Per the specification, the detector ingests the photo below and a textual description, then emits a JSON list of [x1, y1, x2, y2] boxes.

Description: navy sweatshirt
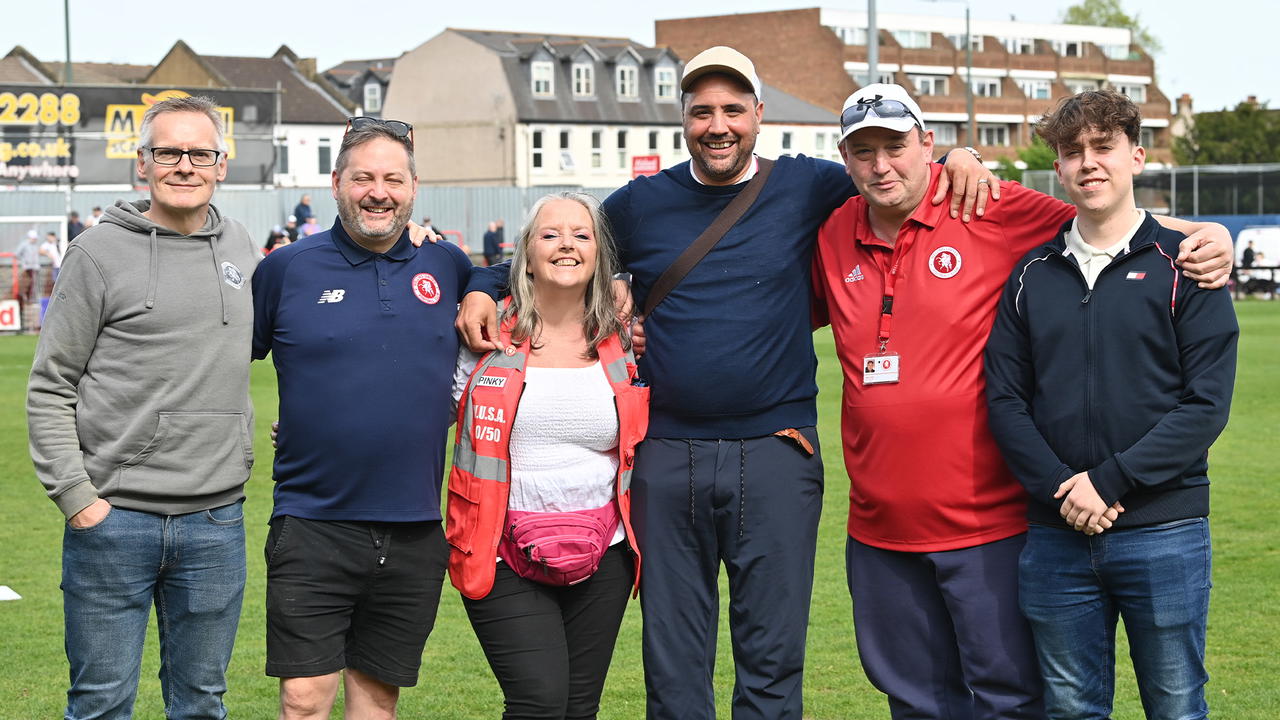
[[468, 155, 855, 438], [984, 212, 1238, 529]]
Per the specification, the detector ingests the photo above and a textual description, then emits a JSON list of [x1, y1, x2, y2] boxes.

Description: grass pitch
[[1, 302, 1276, 718]]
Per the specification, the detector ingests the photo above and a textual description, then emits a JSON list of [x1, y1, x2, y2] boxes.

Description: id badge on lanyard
[[862, 235, 909, 387]]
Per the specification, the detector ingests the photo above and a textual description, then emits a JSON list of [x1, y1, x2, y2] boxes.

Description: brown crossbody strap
[[641, 158, 776, 319]]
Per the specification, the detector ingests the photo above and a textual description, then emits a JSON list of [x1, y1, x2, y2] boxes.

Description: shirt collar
[[1063, 209, 1146, 261], [330, 216, 414, 266]]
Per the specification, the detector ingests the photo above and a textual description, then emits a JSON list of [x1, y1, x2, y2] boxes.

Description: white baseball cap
[[838, 83, 927, 143], [680, 46, 763, 99]]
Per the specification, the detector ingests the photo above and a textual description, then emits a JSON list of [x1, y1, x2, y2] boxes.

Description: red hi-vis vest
[[445, 326, 649, 600]]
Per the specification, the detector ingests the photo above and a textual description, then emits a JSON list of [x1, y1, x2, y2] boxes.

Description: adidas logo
[[844, 265, 865, 283], [317, 289, 347, 304]]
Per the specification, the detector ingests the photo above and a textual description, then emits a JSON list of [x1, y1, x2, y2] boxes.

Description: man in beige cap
[[457, 46, 997, 719]]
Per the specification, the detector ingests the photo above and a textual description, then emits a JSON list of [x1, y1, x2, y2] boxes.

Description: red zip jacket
[[445, 322, 648, 600]]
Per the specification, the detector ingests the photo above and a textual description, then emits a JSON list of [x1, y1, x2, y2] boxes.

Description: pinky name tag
[[862, 351, 900, 385]]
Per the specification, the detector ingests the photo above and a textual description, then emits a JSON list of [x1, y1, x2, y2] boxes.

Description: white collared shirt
[[1064, 209, 1147, 289]]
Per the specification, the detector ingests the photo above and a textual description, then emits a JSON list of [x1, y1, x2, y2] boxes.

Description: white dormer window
[[655, 67, 676, 101], [532, 61, 554, 97], [573, 63, 594, 97], [616, 65, 638, 99], [363, 81, 382, 113]]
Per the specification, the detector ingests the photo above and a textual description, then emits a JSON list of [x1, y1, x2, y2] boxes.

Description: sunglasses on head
[[345, 116, 414, 147], [840, 96, 921, 134]]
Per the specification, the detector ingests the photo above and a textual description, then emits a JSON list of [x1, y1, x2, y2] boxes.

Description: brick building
[[657, 8, 1175, 164]]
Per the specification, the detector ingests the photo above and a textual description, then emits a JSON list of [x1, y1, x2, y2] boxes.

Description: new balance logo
[[317, 289, 346, 303], [844, 265, 865, 283]]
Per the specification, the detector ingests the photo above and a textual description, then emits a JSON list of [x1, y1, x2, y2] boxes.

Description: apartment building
[[657, 8, 1175, 164]]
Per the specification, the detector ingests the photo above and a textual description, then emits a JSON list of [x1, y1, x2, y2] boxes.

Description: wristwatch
[[963, 146, 982, 162]]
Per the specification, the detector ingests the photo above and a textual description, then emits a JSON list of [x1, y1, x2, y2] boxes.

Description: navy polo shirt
[[252, 218, 472, 522]]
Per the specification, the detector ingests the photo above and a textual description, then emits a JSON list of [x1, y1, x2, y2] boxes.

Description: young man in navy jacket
[[985, 90, 1238, 720]]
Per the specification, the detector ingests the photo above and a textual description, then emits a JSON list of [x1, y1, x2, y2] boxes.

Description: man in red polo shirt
[[811, 83, 1232, 720]]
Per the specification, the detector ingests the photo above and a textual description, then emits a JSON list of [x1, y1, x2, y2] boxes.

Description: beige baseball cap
[[680, 46, 763, 98]]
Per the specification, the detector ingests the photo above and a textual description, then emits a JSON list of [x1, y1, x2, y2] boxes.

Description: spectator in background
[[420, 216, 438, 238], [1242, 240, 1256, 268], [16, 230, 41, 304], [482, 220, 502, 266], [284, 215, 300, 242], [40, 231, 62, 290], [86, 206, 104, 228], [264, 226, 289, 254], [292, 193, 313, 225], [67, 212, 85, 240], [300, 215, 322, 237]]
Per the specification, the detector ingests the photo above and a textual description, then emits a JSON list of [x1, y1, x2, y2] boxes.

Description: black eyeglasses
[[345, 116, 414, 147], [840, 96, 921, 133], [145, 147, 223, 167]]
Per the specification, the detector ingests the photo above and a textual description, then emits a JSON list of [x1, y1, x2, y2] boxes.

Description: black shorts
[[264, 516, 447, 686]]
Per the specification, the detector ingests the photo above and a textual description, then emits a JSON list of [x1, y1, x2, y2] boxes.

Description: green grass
[[1, 301, 1277, 719]]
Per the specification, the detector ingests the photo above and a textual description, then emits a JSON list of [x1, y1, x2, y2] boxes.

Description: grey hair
[[506, 192, 624, 358], [138, 96, 227, 153], [334, 125, 415, 177]]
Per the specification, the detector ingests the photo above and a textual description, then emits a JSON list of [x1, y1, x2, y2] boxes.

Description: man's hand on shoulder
[[407, 221, 443, 248], [456, 291, 502, 352], [68, 498, 111, 529], [1176, 222, 1233, 289], [933, 147, 1001, 222]]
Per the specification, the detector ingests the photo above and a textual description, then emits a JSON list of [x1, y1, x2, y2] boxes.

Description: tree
[[995, 135, 1058, 183], [1060, 0, 1162, 55], [1174, 101, 1280, 165]]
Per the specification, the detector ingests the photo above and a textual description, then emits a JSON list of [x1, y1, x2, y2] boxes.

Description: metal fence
[[1024, 163, 1280, 217], [0, 184, 621, 255]]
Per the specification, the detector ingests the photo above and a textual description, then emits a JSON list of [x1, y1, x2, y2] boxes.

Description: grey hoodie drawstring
[[144, 228, 158, 309], [208, 231, 229, 324]]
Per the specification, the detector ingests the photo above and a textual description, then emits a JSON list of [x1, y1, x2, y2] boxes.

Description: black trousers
[[462, 544, 634, 720]]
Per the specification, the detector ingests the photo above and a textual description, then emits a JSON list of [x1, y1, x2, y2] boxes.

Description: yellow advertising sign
[[104, 90, 236, 159]]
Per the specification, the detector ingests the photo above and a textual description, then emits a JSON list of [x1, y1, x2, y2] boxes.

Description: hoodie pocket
[[119, 412, 253, 499]]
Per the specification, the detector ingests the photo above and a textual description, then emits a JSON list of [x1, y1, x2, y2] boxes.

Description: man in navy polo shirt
[[252, 119, 471, 720]]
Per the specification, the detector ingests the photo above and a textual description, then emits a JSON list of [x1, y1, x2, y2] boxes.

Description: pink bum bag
[[498, 503, 620, 586]]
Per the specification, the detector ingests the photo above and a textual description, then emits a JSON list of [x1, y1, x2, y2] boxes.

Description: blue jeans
[[61, 501, 246, 720], [1019, 519, 1211, 720]]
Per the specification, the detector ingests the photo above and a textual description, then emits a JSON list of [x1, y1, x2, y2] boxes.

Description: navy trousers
[[847, 533, 1044, 720], [632, 429, 823, 720]]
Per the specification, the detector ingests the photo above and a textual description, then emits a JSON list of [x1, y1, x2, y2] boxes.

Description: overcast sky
[[7, 0, 1273, 113]]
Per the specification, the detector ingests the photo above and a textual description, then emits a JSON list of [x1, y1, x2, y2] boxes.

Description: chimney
[[1176, 93, 1193, 116], [1246, 94, 1258, 106]]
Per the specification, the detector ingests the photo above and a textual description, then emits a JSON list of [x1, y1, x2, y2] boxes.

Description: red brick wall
[[656, 9, 855, 113]]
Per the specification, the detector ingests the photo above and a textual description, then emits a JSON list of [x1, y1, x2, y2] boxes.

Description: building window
[[978, 125, 1008, 147], [573, 63, 594, 97], [1004, 37, 1034, 55], [656, 67, 676, 101], [616, 65, 638, 99], [560, 130, 571, 149], [947, 34, 984, 52], [559, 130, 572, 171], [243, 104, 258, 123], [1101, 44, 1131, 60], [673, 130, 683, 155], [532, 61, 554, 97], [853, 70, 896, 86], [532, 130, 544, 169], [364, 82, 382, 113], [318, 138, 332, 174], [591, 129, 602, 168], [893, 30, 931, 49], [1018, 79, 1051, 100], [1054, 40, 1084, 57], [911, 75, 947, 96], [649, 130, 659, 151], [815, 133, 825, 152], [1140, 127, 1155, 148], [275, 142, 288, 174], [1114, 83, 1147, 103], [835, 26, 868, 45], [972, 78, 1001, 98], [932, 123, 958, 146], [617, 130, 628, 168], [781, 132, 792, 152], [1065, 79, 1100, 95]]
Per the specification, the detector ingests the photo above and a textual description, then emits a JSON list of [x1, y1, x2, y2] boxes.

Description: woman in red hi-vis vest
[[446, 191, 648, 719]]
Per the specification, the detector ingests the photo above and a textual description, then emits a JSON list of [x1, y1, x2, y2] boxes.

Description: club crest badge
[[928, 246, 962, 279], [412, 273, 441, 305], [221, 261, 245, 289]]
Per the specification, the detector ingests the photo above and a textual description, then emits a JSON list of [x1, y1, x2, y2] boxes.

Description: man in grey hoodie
[[26, 95, 259, 720]]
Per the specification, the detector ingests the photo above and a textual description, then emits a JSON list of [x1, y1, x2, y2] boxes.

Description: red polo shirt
[[813, 164, 1076, 551]]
